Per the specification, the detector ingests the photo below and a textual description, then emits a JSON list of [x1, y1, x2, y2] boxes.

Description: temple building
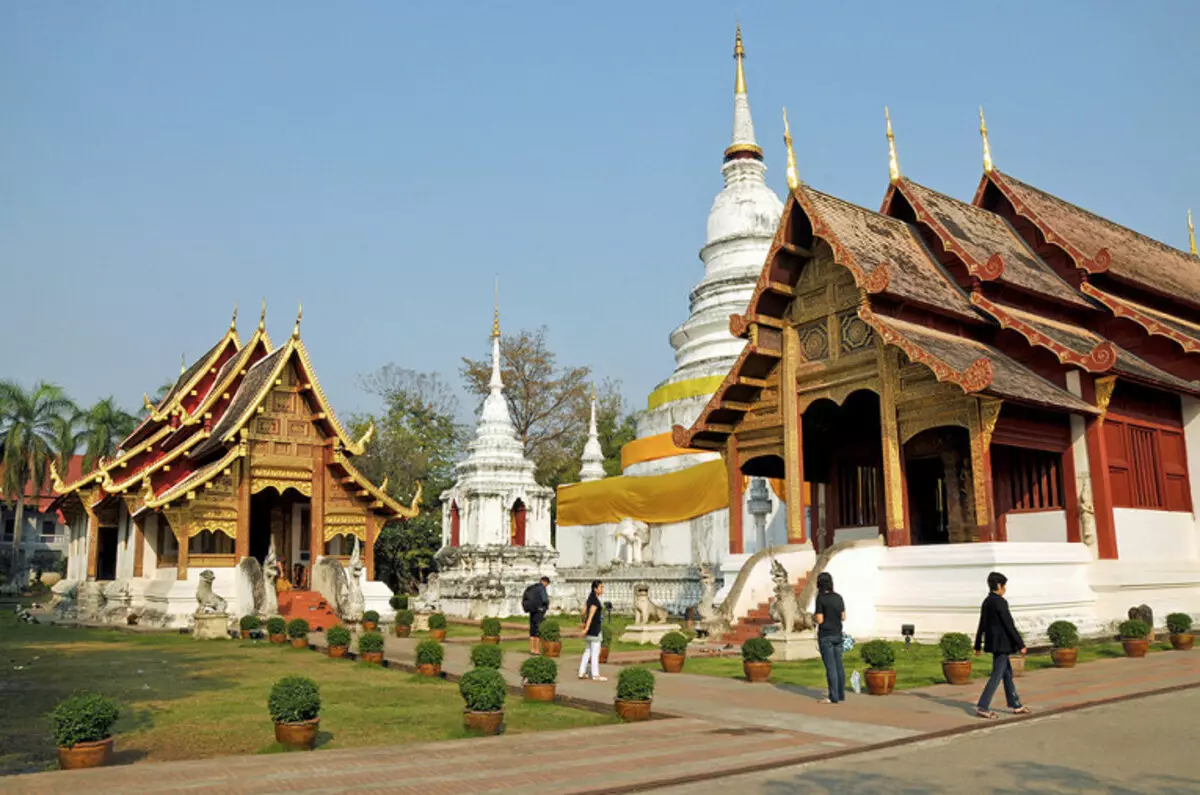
[[48, 305, 417, 627], [675, 108, 1200, 640]]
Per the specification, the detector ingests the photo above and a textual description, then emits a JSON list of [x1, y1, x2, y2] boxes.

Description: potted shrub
[[938, 632, 973, 685], [287, 618, 311, 649], [520, 655, 558, 702], [51, 692, 120, 770], [741, 636, 774, 682], [390, 593, 408, 611], [615, 666, 655, 721], [539, 619, 562, 657], [266, 616, 287, 644], [428, 613, 448, 642], [239, 614, 262, 639], [1166, 612, 1194, 651], [394, 609, 414, 638], [358, 630, 385, 664], [481, 617, 502, 644], [859, 639, 896, 695], [1047, 620, 1079, 668], [599, 623, 613, 664], [659, 631, 688, 673], [459, 668, 507, 735], [326, 624, 351, 658], [416, 640, 444, 676], [268, 676, 320, 750], [362, 610, 380, 632], [471, 643, 503, 670], [1119, 619, 1150, 658]]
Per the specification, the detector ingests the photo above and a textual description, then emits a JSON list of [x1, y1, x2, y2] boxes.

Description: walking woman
[[814, 572, 847, 704], [578, 580, 607, 681]]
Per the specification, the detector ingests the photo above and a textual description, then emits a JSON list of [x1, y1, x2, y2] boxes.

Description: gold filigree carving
[[979, 398, 1003, 448], [1094, 375, 1117, 422]]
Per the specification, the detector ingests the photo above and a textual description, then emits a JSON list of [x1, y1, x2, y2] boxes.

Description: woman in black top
[[813, 572, 847, 704], [577, 580, 607, 681]]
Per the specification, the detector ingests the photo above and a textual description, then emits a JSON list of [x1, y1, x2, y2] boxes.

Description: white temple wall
[[1181, 397, 1200, 534], [1113, 508, 1198, 561], [1005, 511, 1068, 544], [833, 526, 880, 544], [116, 503, 136, 581]]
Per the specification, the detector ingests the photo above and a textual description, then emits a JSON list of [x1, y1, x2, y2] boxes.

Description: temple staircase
[[721, 574, 809, 645], [277, 590, 339, 632]]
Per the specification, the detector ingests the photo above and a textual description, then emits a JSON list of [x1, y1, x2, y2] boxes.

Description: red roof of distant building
[[2, 455, 86, 513]]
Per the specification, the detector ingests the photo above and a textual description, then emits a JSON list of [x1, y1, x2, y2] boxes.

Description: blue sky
[[3, 2, 1197, 421]]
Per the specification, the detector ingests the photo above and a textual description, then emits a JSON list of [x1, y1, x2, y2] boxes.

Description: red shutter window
[[1107, 418, 1192, 512], [1127, 426, 1162, 508], [1159, 430, 1192, 512], [992, 446, 1064, 515], [835, 463, 879, 527]]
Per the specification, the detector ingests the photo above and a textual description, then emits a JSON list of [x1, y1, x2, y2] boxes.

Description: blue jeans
[[977, 653, 1022, 711], [818, 635, 846, 702]]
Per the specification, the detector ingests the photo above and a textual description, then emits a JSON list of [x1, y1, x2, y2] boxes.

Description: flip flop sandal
[[976, 709, 999, 720], [1012, 706, 1032, 715], [592, 676, 608, 682]]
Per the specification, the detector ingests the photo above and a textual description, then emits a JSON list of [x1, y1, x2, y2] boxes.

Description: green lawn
[[495, 615, 654, 654], [0, 608, 616, 776]]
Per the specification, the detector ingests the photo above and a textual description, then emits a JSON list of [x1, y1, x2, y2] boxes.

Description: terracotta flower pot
[[743, 661, 771, 683], [57, 737, 113, 770], [942, 660, 973, 685], [1170, 633, 1195, 651], [1010, 654, 1026, 677], [328, 645, 348, 659], [361, 651, 384, 665], [482, 636, 500, 645], [290, 638, 308, 650], [542, 641, 562, 658], [362, 621, 378, 632], [274, 718, 319, 750], [1122, 638, 1149, 658], [269, 634, 286, 644], [394, 625, 411, 638], [599, 646, 610, 664], [463, 710, 504, 735], [240, 630, 251, 640], [429, 629, 447, 642], [524, 683, 556, 702], [865, 668, 896, 695], [615, 699, 652, 722], [1051, 648, 1078, 668], [660, 652, 685, 673], [417, 663, 441, 677]]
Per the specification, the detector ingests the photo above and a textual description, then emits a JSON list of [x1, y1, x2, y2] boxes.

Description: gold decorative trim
[[1095, 375, 1118, 422], [979, 398, 1003, 448]]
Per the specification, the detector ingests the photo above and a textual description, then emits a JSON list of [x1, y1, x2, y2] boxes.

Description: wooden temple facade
[[50, 308, 417, 586], [676, 131, 1200, 563]]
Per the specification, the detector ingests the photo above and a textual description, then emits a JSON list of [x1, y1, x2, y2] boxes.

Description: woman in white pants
[[578, 580, 607, 681]]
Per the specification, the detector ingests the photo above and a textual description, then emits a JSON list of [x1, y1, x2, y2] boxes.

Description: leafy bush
[[395, 609, 415, 627], [600, 623, 613, 647], [459, 668, 507, 712], [1119, 619, 1149, 639], [326, 625, 351, 648], [616, 667, 655, 702], [358, 631, 385, 653], [266, 616, 287, 636], [471, 643, 503, 670], [428, 613, 447, 630], [741, 637, 774, 663], [267, 676, 320, 723], [859, 639, 896, 670], [938, 632, 972, 662], [520, 655, 558, 685], [1047, 620, 1079, 649], [416, 640, 444, 666], [538, 619, 561, 642], [363, 610, 380, 624], [50, 692, 120, 748], [1166, 613, 1193, 634], [239, 615, 261, 631], [390, 594, 409, 610], [481, 617, 502, 637], [286, 618, 310, 639], [659, 631, 688, 655]]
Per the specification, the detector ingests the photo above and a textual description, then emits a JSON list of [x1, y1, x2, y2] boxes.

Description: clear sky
[[3, 2, 1197, 420]]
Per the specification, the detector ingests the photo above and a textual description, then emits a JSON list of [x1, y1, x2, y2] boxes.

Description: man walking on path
[[524, 576, 551, 654], [974, 571, 1031, 719]]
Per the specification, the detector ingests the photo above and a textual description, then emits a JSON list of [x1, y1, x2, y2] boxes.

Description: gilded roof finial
[[885, 106, 901, 184], [258, 298, 266, 332], [980, 106, 994, 174], [783, 106, 800, 191], [734, 24, 746, 95], [1190, 209, 1197, 256], [492, 277, 500, 339], [230, 302, 238, 332], [291, 301, 302, 339], [180, 352, 187, 375]]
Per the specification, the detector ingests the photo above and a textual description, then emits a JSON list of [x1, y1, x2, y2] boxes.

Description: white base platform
[[619, 623, 682, 646]]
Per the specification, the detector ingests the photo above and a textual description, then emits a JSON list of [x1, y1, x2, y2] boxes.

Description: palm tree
[[49, 410, 86, 476], [0, 380, 75, 578], [82, 397, 138, 471]]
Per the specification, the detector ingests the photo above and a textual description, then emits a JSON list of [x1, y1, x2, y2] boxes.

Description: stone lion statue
[[767, 559, 810, 633], [694, 563, 729, 638], [634, 583, 669, 625], [196, 570, 228, 614]]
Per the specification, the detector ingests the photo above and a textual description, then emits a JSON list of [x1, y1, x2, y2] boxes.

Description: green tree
[[592, 381, 638, 478], [48, 410, 86, 476], [81, 397, 138, 471]]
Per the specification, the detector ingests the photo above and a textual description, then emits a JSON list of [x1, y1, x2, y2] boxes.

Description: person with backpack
[[522, 576, 551, 654]]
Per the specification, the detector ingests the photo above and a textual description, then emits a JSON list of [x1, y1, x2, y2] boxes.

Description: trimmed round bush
[[358, 631, 385, 654], [363, 610, 380, 624], [394, 609, 415, 627], [659, 631, 688, 655], [326, 625, 351, 648], [266, 616, 287, 636], [416, 640, 444, 666], [286, 618, 310, 640], [616, 667, 655, 702], [1047, 620, 1079, 649], [859, 639, 896, 670], [428, 613, 447, 630], [459, 668, 507, 712], [1166, 613, 1193, 634], [390, 594, 409, 611], [239, 615, 262, 631], [741, 636, 774, 663], [50, 692, 120, 748], [938, 632, 972, 662], [600, 623, 614, 647], [520, 655, 558, 685], [481, 617, 502, 637], [268, 676, 320, 723], [471, 643, 504, 670], [538, 619, 561, 642], [1119, 619, 1149, 639]]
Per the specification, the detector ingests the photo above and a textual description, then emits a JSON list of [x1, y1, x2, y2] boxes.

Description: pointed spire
[[580, 385, 605, 482], [291, 301, 302, 339], [734, 23, 746, 95], [1190, 209, 1197, 256], [979, 106, 994, 174], [489, 286, 503, 392], [723, 24, 762, 161], [258, 298, 267, 332], [180, 352, 187, 375], [492, 277, 500, 339], [230, 302, 238, 332], [782, 107, 799, 191], [885, 106, 901, 184]]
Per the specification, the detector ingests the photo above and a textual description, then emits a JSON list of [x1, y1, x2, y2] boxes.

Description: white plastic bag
[[850, 670, 862, 694]]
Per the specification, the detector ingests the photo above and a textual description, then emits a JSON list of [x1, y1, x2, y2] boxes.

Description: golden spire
[[291, 301, 302, 339], [734, 24, 746, 95], [1190, 209, 1197, 256], [230, 302, 238, 332], [980, 106, 994, 174], [885, 106, 901, 184], [258, 298, 266, 332], [180, 353, 187, 375], [783, 106, 800, 191], [492, 277, 500, 339]]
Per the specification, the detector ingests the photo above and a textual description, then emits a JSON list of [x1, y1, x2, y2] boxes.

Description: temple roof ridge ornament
[[292, 301, 302, 339], [783, 106, 799, 191], [230, 302, 238, 332], [886, 106, 901, 184], [1189, 209, 1196, 256], [980, 106, 994, 174], [258, 298, 267, 332], [724, 24, 762, 161]]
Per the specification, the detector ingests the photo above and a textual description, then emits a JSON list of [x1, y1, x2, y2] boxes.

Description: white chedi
[[579, 392, 605, 482]]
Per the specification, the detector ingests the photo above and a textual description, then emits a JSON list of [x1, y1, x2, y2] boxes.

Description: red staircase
[[277, 591, 340, 632], [722, 575, 809, 645]]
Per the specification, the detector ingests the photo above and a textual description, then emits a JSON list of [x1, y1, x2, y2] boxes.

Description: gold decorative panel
[[796, 318, 829, 361], [257, 418, 280, 435], [273, 393, 294, 413], [838, 311, 874, 354], [288, 421, 307, 437]]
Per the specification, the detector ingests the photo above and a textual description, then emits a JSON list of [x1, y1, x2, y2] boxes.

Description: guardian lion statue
[[767, 559, 811, 632], [196, 570, 228, 614], [344, 537, 366, 623], [633, 583, 669, 625], [694, 563, 729, 637]]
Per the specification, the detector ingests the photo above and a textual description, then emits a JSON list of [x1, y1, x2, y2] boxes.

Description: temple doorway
[[904, 427, 972, 545], [906, 457, 949, 545], [250, 487, 312, 588], [96, 526, 119, 580], [803, 391, 884, 547], [510, 499, 526, 546]]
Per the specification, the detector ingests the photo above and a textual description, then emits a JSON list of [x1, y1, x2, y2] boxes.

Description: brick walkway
[[6, 643, 1198, 794]]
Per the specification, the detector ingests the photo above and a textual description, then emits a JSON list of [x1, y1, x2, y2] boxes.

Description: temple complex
[[47, 305, 417, 628]]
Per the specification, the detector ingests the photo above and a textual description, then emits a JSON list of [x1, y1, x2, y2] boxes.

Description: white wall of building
[[1005, 511, 1068, 544], [1113, 509, 1198, 561]]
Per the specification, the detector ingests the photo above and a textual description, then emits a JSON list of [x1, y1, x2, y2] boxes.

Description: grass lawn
[[496, 615, 654, 655], [0, 609, 616, 776]]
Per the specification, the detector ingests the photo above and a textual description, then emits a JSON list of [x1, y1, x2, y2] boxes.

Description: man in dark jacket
[[528, 576, 550, 654], [974, 571, 1031, 719]]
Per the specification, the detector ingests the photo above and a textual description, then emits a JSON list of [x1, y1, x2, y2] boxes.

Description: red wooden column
[[85, 501, 100, 580], [877, 350, 909, 546], [1061, 438, 1082, 544], [970, 399, 1001, 542], [235, 457, 251, 560], [364, 511, 376, 581], [1082, 376, 1119, 559], [781, 325, 807, 544], [132, 516, 145, 577], [824, 475, 839, 551], [726, 436, 744, 554]]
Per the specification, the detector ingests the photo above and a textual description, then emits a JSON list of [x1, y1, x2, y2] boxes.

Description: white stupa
[[579, 391, 606, 482]]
